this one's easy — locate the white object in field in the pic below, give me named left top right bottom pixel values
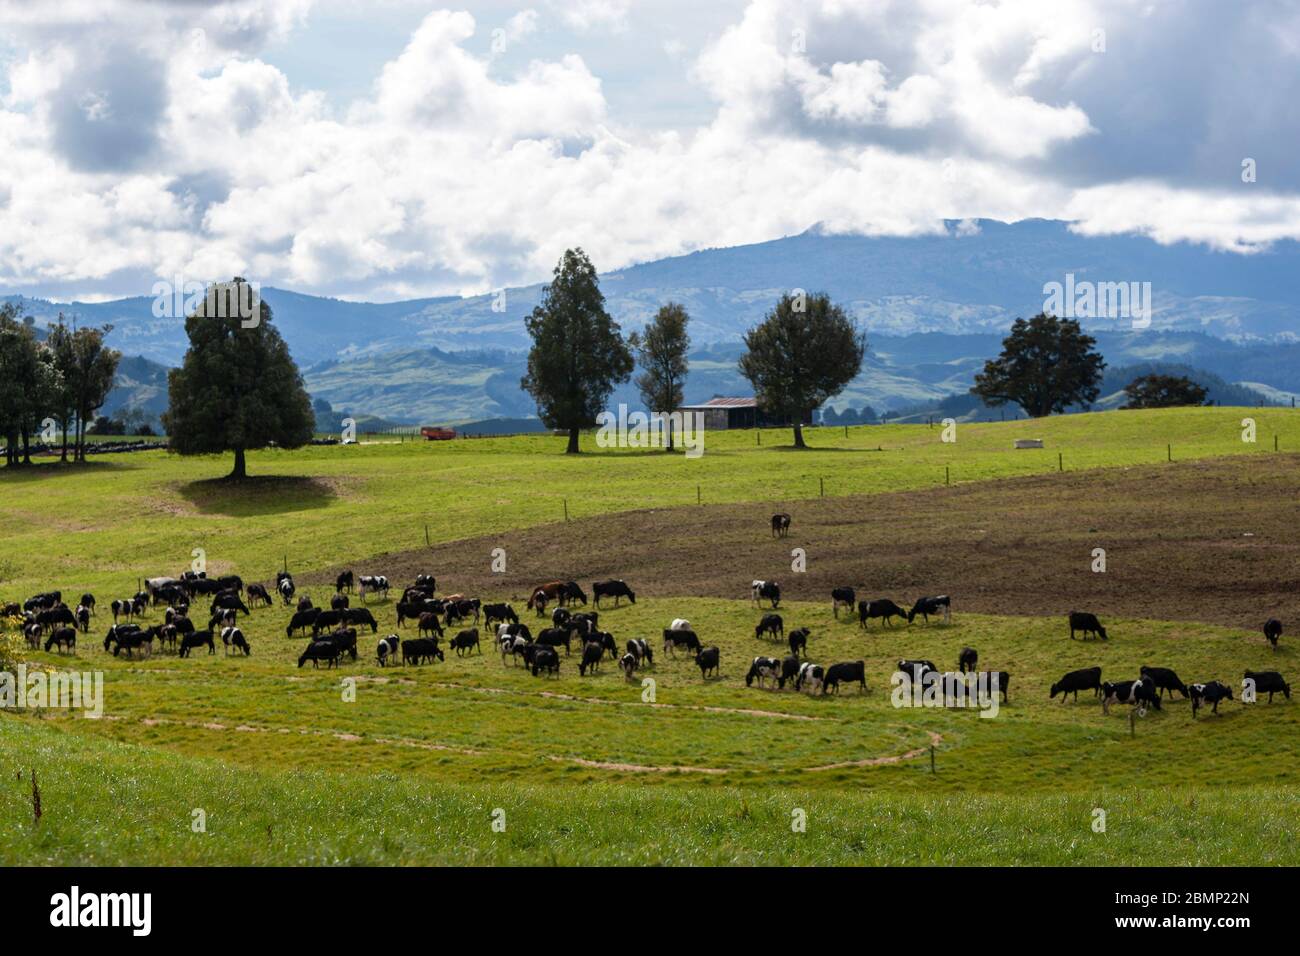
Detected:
left=1014, top=438, right=1045, bottom=449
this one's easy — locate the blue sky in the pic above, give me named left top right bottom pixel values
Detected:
left=1, top=0, right=1298, bottom=303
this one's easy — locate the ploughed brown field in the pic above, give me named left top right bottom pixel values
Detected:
left=304, top=454, right=1300, bottom=629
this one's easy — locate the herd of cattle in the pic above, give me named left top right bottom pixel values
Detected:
left=4, top=557, right=1291, bottom=720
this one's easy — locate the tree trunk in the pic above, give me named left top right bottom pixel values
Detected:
left=792, top=422, right=807, bottom=449
left=60, top=419, right=69, bottom=463
left=566, top=428, right=580, bottom=454
left=229, top=446, right=247, bottom=479
left=665, top=418, right=674, bottom=452
left=20, top=426, right=31, bottom=464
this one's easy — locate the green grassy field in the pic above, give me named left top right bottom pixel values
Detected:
left=2, top=407, right=1298, bottom=865
left=0, top=406, right=1296, bottom=596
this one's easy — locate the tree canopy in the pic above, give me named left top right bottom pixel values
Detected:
left=1122, top=373, right=1209, bottom=409
left=971, top=313, right=1106, bottom=418
left=164, top=279, right=314, bottom=479
left=521, top=249, right=634, bottom=454
left=629, top=302, right=691, bottom=450
left=738, top=291, right=866, bottom=448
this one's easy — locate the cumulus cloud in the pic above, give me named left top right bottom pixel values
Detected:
left=0, top=0, right=1296, bottom=302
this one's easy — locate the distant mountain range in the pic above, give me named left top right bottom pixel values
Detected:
left=6, top=218, right=1298, bottom=425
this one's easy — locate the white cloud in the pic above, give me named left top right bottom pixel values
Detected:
left=0, top=0, right=1297, bottom=302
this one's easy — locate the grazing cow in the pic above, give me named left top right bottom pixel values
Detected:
left=24, top=622, right=41, bottom=650
left=4, top=602, right=23, bottom=618
left=750, top=580, right=781, bottom=609
left=745, top=656, right=782, bottom=688
left=102, top=623, right=141, bottom=653
left=299, top=640, right=342, bottom=669
left=209, top=608, right=237, bottom=633
left=1101, top=676, right=1161, bottom=715
left=958, top=647, right=978, bottom=674
left=483, top=603, right=518, bottom=628
left=626, top=638, right=653, bottom=667
left=44, top=626, right=77, bottom=655
left=787, top=627, right=809, bottom=658
left=823, top=661, right=867, bottom=695
left=25, top=591, right=61, bottom=612
left=413, top=574, right=436, bottom=593
left=779, top=656, right=800, bottom=689
left=221, top=626, right=251, bottom=656
left=418, top=612, right=444, bottom=639
left=311, top=610, right=344, bottom=636
left=277, top=574, right=296, bottom=605
left=1139, top=666, right=1189, bottom=699
left=209, top=592, right=250, bottom=618
left=79, top=593, right=96, bottom=615
left=695, top=646, right=720, bottom=679
left=794, top=662, right=824, bottom=694
left=771, top=513, right=791, bottom=538
left=670, top=618, right=691, bottom=632
left=157, top=624, right=179, bottom=654
left=401, top=637, right=444, bottom=665
left=529, top=580, right=587, bottom=609
left=552, top=607, right=572, bottom=628
left=755, top=613, right=784, bottom=641
left=342, top=607, right=379, bottom=633
left=111, top=628, right=156, bottom=659
left=620, top=653, right=638, bottom=679
left=579, top=640, right=605, bottom=676
left=397, top=598, right=441, bottom=627
left=285, top=607, right=320, bottom=637
left=358, top=575, right=390, bottom=601
left=37, top=604, right=75, bottom=634
left=977, top=670, right=1011, bottom=703
left=445, top=599, right=481, bottom=626
left=297, top=596, right=313, bottom=612
left=593, top=580, right=636, bottom=607
left=530, top=591, right=549, bottom=617
left=330, top=593, right=350, bottom=611
left=1068, top=611, right=1107, bottom=641
left=450, top=628, right=482, bottom=656
left=907, top=595, right=951, bottom=625
left=1243, top=670, right=1291, bottom=703
left=171, top=616, right=195, bottom=638
left=531, top=645, right=561, bottom=678
left=75, top=604, right=91, bottom=633
left=179, top=630, right=215, bottom=658
left=1050, top=666, right=1103, bottom=702
left=502, top=621, right=532, bottom=643
left=1264, top=619, right=1283, bottom=651
left=662, top=628, right=701, bottom=657
left=568, top=612, right=600, bottom=636
left=110, top=598, right=140, bottom=623
left=897, top=659, right=938, bottom=685
left=336, top=570, right=355, bottom=593
left=1189, top=681, right=1233, bottom=718
left=536, top=626, right=573, bottom=656
left=858, top=599, right=906, bottom=629
left=247, top=583, right=272, bottom=608
left=831, top=587, right=855, bottom=619
left=315, top=627, right=359, bottom=661
left=591, top=630, right=619, bottom=660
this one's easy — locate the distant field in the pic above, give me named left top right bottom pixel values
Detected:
left=1, top=406, right=1296, bottom=596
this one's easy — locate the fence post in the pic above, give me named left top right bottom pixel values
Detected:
left=945, top=466, right=950, bottom=486
left=697, top=484, right=701, bottom=505
left=563, top=499, right=569, bottom=522
left=1275, top=434, right=1279, bottom=452
left=819, top=477, right=824, bottom=497
left=1167, top=443, right=1172, bottom=462
left=424, top=524, right=430, bottom=548
left=1058, top=452, right=1063, bottom=472
left=930, top=744, right=935, bottom=774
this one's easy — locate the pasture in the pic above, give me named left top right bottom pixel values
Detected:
left=2, top=406, right=1299, bottom=865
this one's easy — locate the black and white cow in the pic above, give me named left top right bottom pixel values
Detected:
left=1101, top=676, right=1161, bottom=715
left=751, top=580, right=781, bottom=608
left=831, top=587, right=856, bottom=619
left=771, top=513, right=791, bottom=538
left=221, top=626, right=251, bottom=656
left=907, top=595, right=951, bottom=625
left=1068, top=611, right=1107, bottom=641
left=896, top=659, right=938, bottom=685
left=620, top=653, right=638, bottom=679
left=755, top=613, right=783, bottom=640
left=359, top=575, right=390, bottom=601
left=1189, top=681, right=1233, bottom=717
left=626, top=638, right=653, bottom=667
left=745, top=656, right=783, bottom=688
left=1050, top=666, right=1103, bottom=701
left=794, top=661, right=824, bottom=694
left=376, top=634, right=400, bottom=666
left=277, top=573, right=296, bottom=605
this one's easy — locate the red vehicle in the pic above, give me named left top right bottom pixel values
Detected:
left=420, top=426, right=457, bottom=441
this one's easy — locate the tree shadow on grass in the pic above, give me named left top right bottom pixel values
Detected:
left=177, top=475, right=338, bottom=517
left=0, top=460, right=137, bottom=483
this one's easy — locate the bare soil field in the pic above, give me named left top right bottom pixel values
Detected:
left=311, top=454, right=1300, bottom=628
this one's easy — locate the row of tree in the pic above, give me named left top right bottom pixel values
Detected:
left=0, top=303, right=121, bottom=466
left=520, top=248, right=867, bottom=452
